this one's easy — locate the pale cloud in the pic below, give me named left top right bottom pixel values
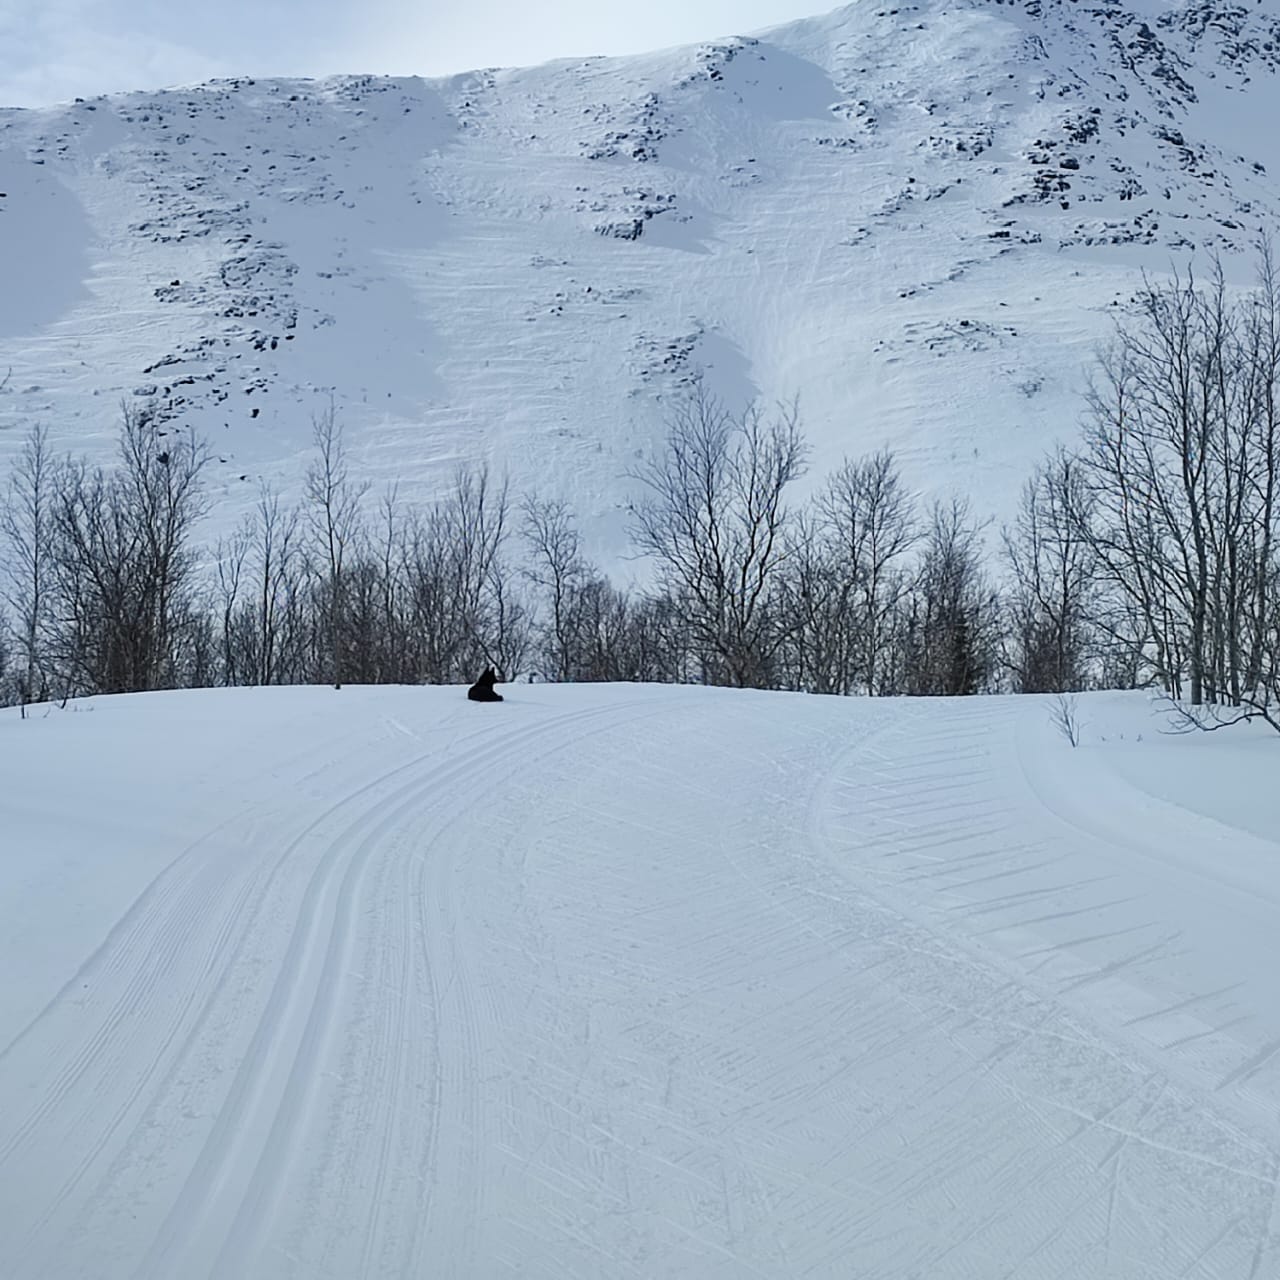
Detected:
left=0, top=28, right=229, bottom=107
left=349, top=1, right=821, bottom=78
left=0, top=0, right=364, bottom=105
left=0, top=0, right=821, bottom=108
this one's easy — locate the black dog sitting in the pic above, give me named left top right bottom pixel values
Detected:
left=467, top=666, right=504, bottom=702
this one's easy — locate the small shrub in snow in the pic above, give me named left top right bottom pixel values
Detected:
left=1049, top=693, right=1082, bottom=747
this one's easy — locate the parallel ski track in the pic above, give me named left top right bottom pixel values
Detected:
left=0, top=698, right=665, bottom=1277
left=135, top=696, right=678, bottom=1279
left=0, top=720, right=489, bottom=1270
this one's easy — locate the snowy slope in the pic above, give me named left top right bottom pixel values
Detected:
left=1, top=683, right=1279, bottom=1277
left=3, top=0, right=1280, bottom=566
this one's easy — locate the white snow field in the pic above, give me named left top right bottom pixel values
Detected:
left=1, top=683, right=1278, bottom=1278
left=4, top=0, right=1280, bottom=566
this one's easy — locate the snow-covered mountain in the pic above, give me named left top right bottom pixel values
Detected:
left=3, top=0, right=1280, bottom=565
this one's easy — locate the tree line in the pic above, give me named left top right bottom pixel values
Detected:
left=3, top=249, right=1279, bottom=728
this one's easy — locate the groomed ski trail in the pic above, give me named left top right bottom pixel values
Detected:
left=1, top=684, right=1277, bottom=1278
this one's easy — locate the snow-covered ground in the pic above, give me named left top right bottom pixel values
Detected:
left=1, top=682, right=1278, bottom=1278
left=4, top=0, right=1280, bottom=567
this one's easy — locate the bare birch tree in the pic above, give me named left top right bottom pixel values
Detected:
left=1003, top=448, right=1096, bottom=692
left=304, top=406, right=367, bottom=688
left=818, top=450, right=917, bottom=695
left=628, top=385, right=807, bottom=687
left=0, top=425, right=54, bottom=706
left=522, top=495, right=588, bottom=682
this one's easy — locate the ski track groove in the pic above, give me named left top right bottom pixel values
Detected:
left=0, top=812, right=246, bottom=1085
left=352, top=829, right=414, bottom=1280
left=2, top=713, right=492, bottom=1275
left=0, top=848, right=242, bottom=1164
left=801, top=698, right=1280, bottom=1272
left=401, top=698, right=691, bottom=1278
left=8, top=860, right=268, bottom=1250
left=0, top=724, right=376, bottom=1074
left=62, top=762, right=458, bottom=1275
left=1245, top=1156, right=1280, bottom=1280
left=203, top=770, right=423, bottom=1280
left=141, top=701, right=633, bottom=1279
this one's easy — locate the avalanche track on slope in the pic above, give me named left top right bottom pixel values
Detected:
left=0, top=684, right=1278, bottom=1277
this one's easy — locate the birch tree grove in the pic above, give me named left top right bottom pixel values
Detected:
left=6, top=258, right=1279, bottom=729
left=43, top=407, right=209, bottom=696
left=1078, top=251, right=1280, bottom=712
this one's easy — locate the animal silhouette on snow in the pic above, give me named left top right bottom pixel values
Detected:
left=467, top=666, right=504, bottom=702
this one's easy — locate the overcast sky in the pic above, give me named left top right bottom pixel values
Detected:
left=0, top=0, right=821, bottom=108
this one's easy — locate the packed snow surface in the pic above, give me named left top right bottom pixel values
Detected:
left=1, top=683, right=1278, bottom=1277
